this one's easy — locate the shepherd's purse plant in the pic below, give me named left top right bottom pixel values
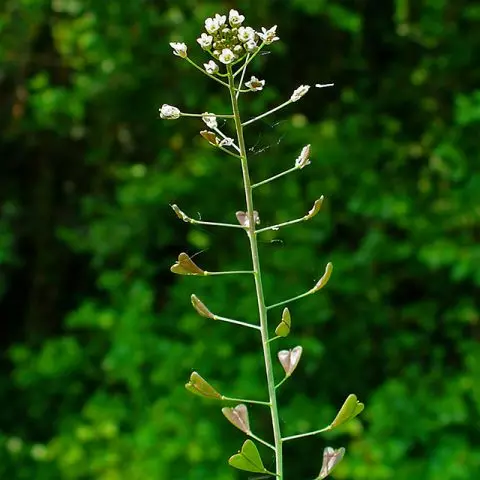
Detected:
left=161, top=10, right=364, bottom=479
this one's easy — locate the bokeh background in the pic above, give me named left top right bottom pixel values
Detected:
left=1, top=0, right=480, bottom=479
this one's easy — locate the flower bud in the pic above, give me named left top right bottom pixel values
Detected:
left=159, top=104, right=181, bottom=120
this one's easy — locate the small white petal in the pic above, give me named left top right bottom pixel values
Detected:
left=169, top=42, right=188, bottom=58
left=205, top=17, right=220, bottom=34
left=214, top=14, right=227, bottom=26
left=219, top=48, right=235, bottom=65
left=257, top=25, right=279, bottom=44
left=315, top=83, right=335, bottom=88
left=238, top=26, right=255, bottom=43
left=197, top=33, right=213, bottom=49
left=229, top=9, right=245, bottom=27
left=204, top=60, right=219, bottom=74
left=245, top=76, right=265, bottom=92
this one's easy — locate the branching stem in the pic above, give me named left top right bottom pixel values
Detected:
left=227, top=64, right=284, bottom=480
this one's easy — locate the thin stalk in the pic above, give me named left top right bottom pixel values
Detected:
left=205, top=270, right=254, bottom=276
left=266, top=336, right=281, bottom=344
left=236, top=53, right=250, bottom=100
left=185, top=57, right=230, bottom=87
left=227, top=64, right=284, bottom=480
left=233, top=42, right=266, bottom=77
left=181, top=112, right=234, bottom=119
left=282, top=426, right=330, bottom=442
left=252, top=166, right=299, bottom=189
left=267, top=290, right=312, bottom=311
left=249, top=432, right=276, bottom=451
left=275, top=376, right=288, bottom=390
left=256, top=216, right=305, bottom=234
left=214, top=315, right=261, bottom=330
left=222, top=396, right=271, bottom=407
left=188, top=218, right=245, bottom=229
left=242, top=99, right=292, bottom=127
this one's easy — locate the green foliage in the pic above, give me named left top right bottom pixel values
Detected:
left=1, top=0, right=479, bottom=479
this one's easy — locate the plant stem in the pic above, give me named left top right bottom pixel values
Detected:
left=242, top=99, right=292, bottom=127
left=281, top=426, right=330, bottom=442
left=214, top=315, right=261, bottom=330
left=252, top=166, right=299, bottom=189
left=256, top=216, right=306, bottom=234
left=222, top=396, right=271, bottom=406
left=267, top=290, right=312, bottom=311
left=227, top=64, right=284, bottom=480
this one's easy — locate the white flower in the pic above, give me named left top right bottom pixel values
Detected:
left=159, top=104, right=181, bottom=120
left=233, top=45, right=244, bottom=55
left=238, top=26, right=255, bottom=43
left=204, top=60, right=219, bottom=74
left=219, top=137, right=234, bottom=147
left=315, top=83, right=335, bottom=88
left=290, top=85, right=310, bottom=102
left=245, top=39, right=258, bottom=53
left=197, top=33, right=213, bottom=49
left=205, top=17, right=220, bottom=34
left=295, top=145, right=311, bottom=169
left=169, top=42, right=187, bottom=58
left=202, top=112, right=218, bottom=129
left=214, top=13, right=227, bottom=26
left=245, top=76, right=265, bottom=91
left=219, top=48, right=235, bottom=65
left=258, top=25, right=279, bottom=44
left=229, top=9, right=245, bottom=27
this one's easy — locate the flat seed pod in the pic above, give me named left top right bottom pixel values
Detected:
left=330, top=394, right=364, bottom=429
left=190, top=294, right=215, bottom=319
left=200, top=130, right=219, bottom=146
left=304, top=196, right=324, bottom=220
left=310, top=262, right=333, bottom=293
left=228, top=440, right=267, bottom=474
left=170, top=252, right=205, bottom=275
left=185, top=372, right=222, bottom=400
left=318, top=447, right=345, bottom=479
left=235, top=211, right=260, bottom=227
left=278, top=346, right=303, bottom=377
left=275, top=307, right=291, bottom=337
left=222, top=404, right=251, bottom=434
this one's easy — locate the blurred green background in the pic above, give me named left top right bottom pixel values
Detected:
left=1, top=0, right=480, bottom=479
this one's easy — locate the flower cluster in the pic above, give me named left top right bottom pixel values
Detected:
left=195, top=10, right=278, bottom=66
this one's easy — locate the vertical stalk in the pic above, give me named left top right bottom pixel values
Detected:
left=227, top=65, right=283, bottom=479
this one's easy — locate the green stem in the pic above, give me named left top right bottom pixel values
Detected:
left=256, top=216, right=306, bottom=234
left=188, top=218, right=245, bottom=229
left=185, top=57, right=230, bottom=87
left=275, top=376, right=288, bottom=390
left=252, top=166, right=299, bottom=189
left=181, top=112, right=234, bottom=118
left=227, top=64, right=284, bottom=480
left=205, top=270, right=253, bottom=276
left=282, top=426, right=331, bottom=442
left=267, top=290, right=312, bottom=311
left=213, top=315, right=261, bottom=330
left=222, top=396, right=271, bottom=406
left=242, top=99, right=292, bottom=127
left=249, top=432, right=275, bottom=451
